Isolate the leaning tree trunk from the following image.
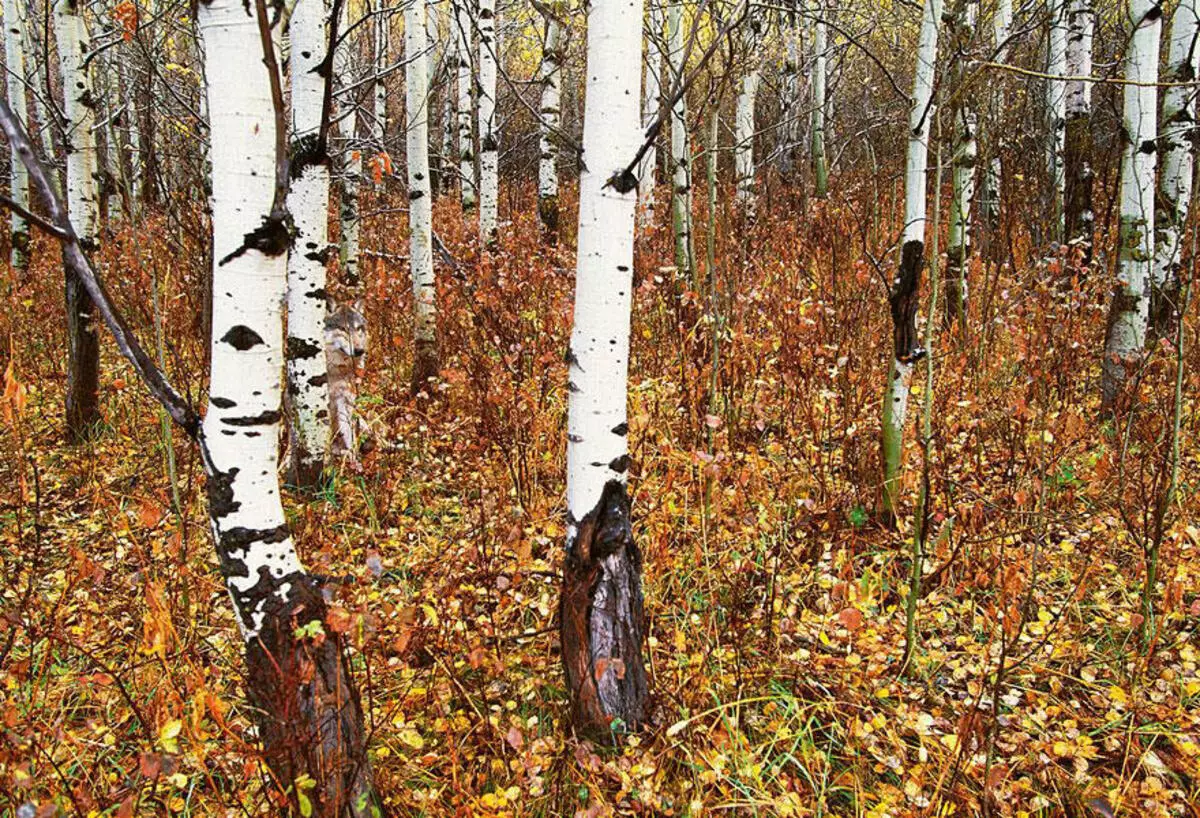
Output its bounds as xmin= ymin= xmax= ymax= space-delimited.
xmin=638 ymin=1 xmax=663 ymax=213
xmin=54 ymin=0 xmax=102 ymax=441
xmin=810 ymin=0 xmax=829 ymax=198
xmin=733 ymin=14 xmax=760 ymax=209
xmin=407 ymin=0 xmax=438 ymax=391
xmin=881 ymin=0 xmax=941 ymax=523
xmin=1101 ymin=0 xmax=1162 ymax=414
xmin=1045 ymin=0 xmax=1067 ymax=245
xmin=196 ymin=0 xmax=377 ymax=812
xmin=667 ymin=0 xmax=693 ymax=281
xmin=945 ymin=0 xmax=978 ymax=331
xmin=285 ymin=0 xmax=332 ymax=486
xmin=4 ymin=0 xmax=29 ymax=271
xmin=1150 ymin=0 xmax=1198 ymax=339
xmin=478 ymin=0 xmax=499 ymax=245
xmin=561 ymin=0 xmax=649 ymax=738
xmin=1064 ymin=0 xmax=1094 ymax=266
xmin=454 ymin=0 xmax=477 ymax=211
xmin=335 ymin=0 xmax=363 ymax=293
xmin=537 ymin=3 xmax=564 ymax=237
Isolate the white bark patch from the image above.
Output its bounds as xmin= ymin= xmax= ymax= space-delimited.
xmin=478 ymin=0 xmax=499 ymax=243
xmin=54 ymin=0 xmax=100 ymax=245
xmin=668 ymin=0 xmax=692 ymax=276
xmin=904 ymin=0 xmax=941 ymax=245
xmin=406 ymin=0 xmax=436 ymax=350
xmin=1153 ymin=0 xmax=1198 ymax=289
xmin=4 ymin=0 xmax=29 ymax=267
xmin=454 ymin=0 xmax=477 ymax=209
xmin=199 ymin=0 xmax=302 ymax=640
xmin=285 ymin=0 xmax=332 ymax=475
xmin=566 ymin=0 xmax=643 ymax=521
xmin=734 ymin=70 xmax=759 ymax=205
xmin=1046 ymin=0 xmax=1068 ymax=239
xmin=538 ymin=12 xmax=563 ymax=205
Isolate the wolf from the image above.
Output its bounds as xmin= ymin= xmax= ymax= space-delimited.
xmin=324 ymin=301 xmax=369 ymax=463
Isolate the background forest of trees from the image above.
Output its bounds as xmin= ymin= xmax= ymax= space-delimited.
xmin=1 ymin=0 xmax=1199 ymax=815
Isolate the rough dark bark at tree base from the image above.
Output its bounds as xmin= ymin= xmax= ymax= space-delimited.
xmin=560 ymin=480 xmax=648 ymax=738
xmin=410 ymin=339 xmax=439 ymax=396
xmin=891 ymin=240 xmax=925 ymax=363
xmin=65 ymin=265 xmax=102 ymax=442
xmin=1064 ymin=114 xmax=1094 ymax=268
xmin=241 ymin=571 xmax=380 ymax=818
xmin=538 ymin=194 xmax=559 ymax=244
xmin=1148 ymin=275 xmax=1180 ymax=345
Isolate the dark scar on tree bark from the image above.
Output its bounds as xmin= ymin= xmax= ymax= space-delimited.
xmin=221 ymin=410 xmax=283 ymax=426
xmin=206 ymin=468 xmax=241 ymax=519
xmin=221 ymin=325 xmax=265 ymax=350
xmin=611 ymin=422 xmax=628 ymax=435
xmin=287 ymin=337 xmax=322 ymax=360
xmin=219 ymin=215 xmax=292 ymax=265
xmin=891 ymin=240 xmax=925 ymax=363
xmin=210 ymin=396 xmax=237 ymax=408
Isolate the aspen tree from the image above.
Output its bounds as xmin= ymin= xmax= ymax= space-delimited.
xmin=54 ymin=0 xmax=102 ymax=441
xmin=478 ymin=0 xmax=499 ymax=244
xmin=979 ymin=0 xmax=1011 ymax=241
xmin=881 ymin=0 xmax=940 ymax=523
xmin=668 ymin=0 xmax=693 ymax=280
xmin=1150 ymin=0 xmax=1198 ymax=338
xmin=454 ymin=0 xmax=477 ymax=210
xmin=408 ymin=0 xmax=438 ymax=389
xmin=1046 ymin=0 xmax=1067 ymax=243
xmin=779 ymin=0 xmax=801 ymax=175
xmin=537 ymin=1 xmax=564 ymax=235
xmin=810 ymin=0 xmax=828 ymax=198
xmin=1064 ymin=0 xmax=1094 ymax=264
xmin=336 ymin=0 xmax=363 ymax=292
xmin=373 ymin=0 xmax=390 ymax=154
xmin=4 ymin=0 xmax=29 ymax=270
xmin=639 ymin=0 xmax=664 ymax=210
xmin=284 ymin=0 xmax=332 ymax=485
xmin=734 ymin=9 xmax=760 ymax=207
xmin=945 ymin=0 xmax=977 ymax=330
xmin=561 ymin=0 xmax=649 ymax=736
xmin=1101 ymin=0 xmax=1162 ymax=413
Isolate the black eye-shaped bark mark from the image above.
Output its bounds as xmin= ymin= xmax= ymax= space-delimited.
xmin=222 ymin=325 xmax=265 ymax=350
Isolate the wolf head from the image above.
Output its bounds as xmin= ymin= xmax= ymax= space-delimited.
xmin=325 ymin=300 xmax=368 ymax=360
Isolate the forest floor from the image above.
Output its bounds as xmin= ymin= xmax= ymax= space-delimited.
xmin=2 ymin=182 xmax=1199 ymax=817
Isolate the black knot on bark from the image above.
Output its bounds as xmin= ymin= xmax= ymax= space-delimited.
xmin=206 ymin=467 xmax=241 ymax=519
xmin=221 ymin=325 xmax=265 ymax=350
xmin=1139 ymin=140 xmax=1157 ymax=155
xmin=607 ymin=167 xmax=639 ymax=194
xmin=290 ymin=133 xmax=328 ymax=179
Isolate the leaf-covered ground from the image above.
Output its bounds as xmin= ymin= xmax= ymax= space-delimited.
xmin=2 ymin=182 xmax=1199 ymax=817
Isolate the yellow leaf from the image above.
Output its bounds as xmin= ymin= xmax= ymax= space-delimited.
xmin=1109 ymin=686 xmax=1128 ymax=705
xmin=398 ymin=728 xmax=425 ymax=750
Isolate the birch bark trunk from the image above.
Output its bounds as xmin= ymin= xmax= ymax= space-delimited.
xmin=945 ymin=0 xmax=977 ymax=330
xmin=1150 ymin=0 xmax=1198 ymax=339
xmin=882 ymin=0 xmax=940 ymax=523
xmin=1064 ymin=0 xmax=1094 ymax=265
xmin=810 ymin=0 xmax=828 ymax=198
xmin=1046 ymin=0 xmax=1067 ymax=244
xmin=638 ymin=1 xmax=663 ymax=211
xmin=1101 ymin=0 xmax=1162 ymax=413
xmin=562 ymin=0 xmax=648 ymax=737
xmin=407 ymin=0 xmax=438 ymax=390
xmin=54 ymin=0 xmax=102 ymax=441
xmin=454 ymin=0 xmax=477 ymax=210
xmin=537 ymin=3 xmax=563 ymax=237
xmin=197 ymin=0 xmax=377 ymax=811
xmin=4 ymin=0 xmax=29 ymax=270
xmin=285 ymin=0 xmax=332 ymax=486
xmin=668 ymin=0 xmax=693 ymax=281
xmin=478 ymin=0 xmax=499 ymax=245
xmin=336 ymin=0 xmax=363 ymax=293
xmin=979 ymin=0 xmax=1011 ymax=248
xmin=734 ymin=13 xmax=760 ymax=208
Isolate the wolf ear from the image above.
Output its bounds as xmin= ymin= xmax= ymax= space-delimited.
xmin=352 ymin=299 xmax=365 ymax=314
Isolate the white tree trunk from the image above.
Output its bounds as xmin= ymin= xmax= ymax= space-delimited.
xmin=55 ymin=0 xmax=102 ymax=439
xmin=981 ymin=0 xmax=1012 ymax=232
xmin=117 ymin=57 xmax=142 ymax=212
xmin=668 ymin=0 xmax=692 ymax=278
xmin=882 ymin=0 xmax=940 ymax=520
xmin=945 ymin=0 xmax=977 ymax=327
xmin=537 ymin=4 xmax=563 ymax=234
xmin=562 ymin=0 xmax=648 ymax=734
xmin=778 ymin=5 xmax=802 ymax=175
xmin=1064 ymin=0 xmax=1094 ymax=260
xmin=638 ymin=1 xmax=663 ymax=209
xmin=4 ymin=0 xmax=29 ymax=269
xmin=1151 ymin=0 xmax=1198 ymax=335
xmin=1102 ymin=0 xmax=1162 ymax=411
xmin=1046 ymin=0 xmax=1068 ymax=243
xmin=810 ymin=1 xmax=828 ymax=197
xmin=373 ymin=0 xmax=390 ymax=153
xmin=407 ymin=0 xmax=438 ymax=389
xmin=284 ymin=0 xmax=332 ymax=484
xmin=477 ymin=0 xmax=498 ymax=244
xmin=335 ymin=0 xmax=362 ymax=292
xmin=454 ymin=0 xmax=477 ymax=210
